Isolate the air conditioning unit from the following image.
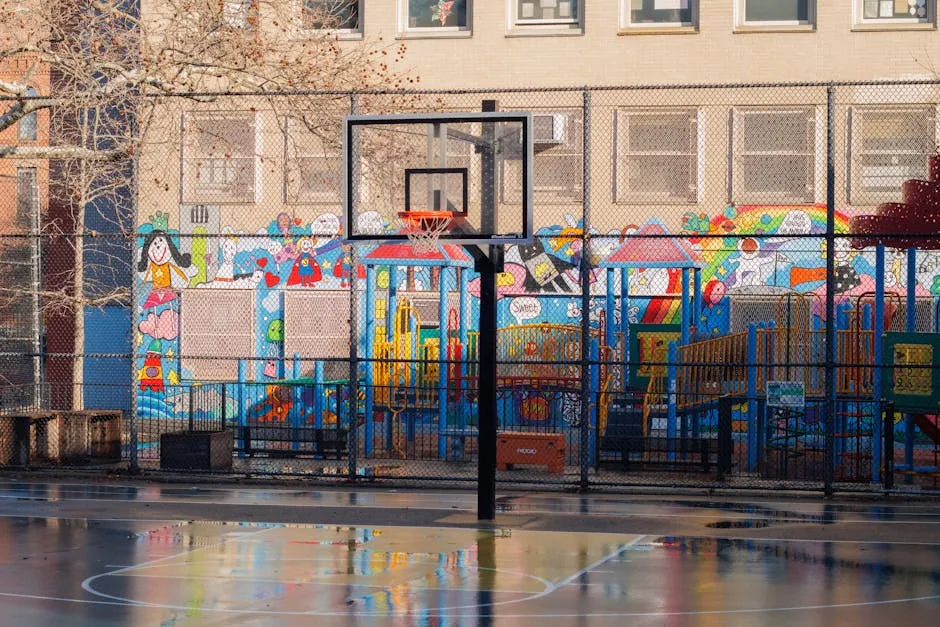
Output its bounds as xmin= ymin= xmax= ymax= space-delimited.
xmin=532 ymin=113 xmax=567 ymax=144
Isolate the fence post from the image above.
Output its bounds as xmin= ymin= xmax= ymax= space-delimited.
xmin=128 ymin=233 xmax=140 ymax=473
xmin=347 ymin=246 xmax=359 ymax=482
xmin=823 ymin=84 xmax=836 ymax=496
xmin=746 ymin=323 xmax=758 ymax=472
xmin=717 ymin=395 xmax=733 ymax=481
xmin=883 ymin=400 xmax=895 ymax=491
xmin=667 ymin=341 xmax=678 ymax=462
xmin=578 ymin=88 xmax=592 ymax=491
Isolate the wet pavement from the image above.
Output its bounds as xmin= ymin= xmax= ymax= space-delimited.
xmin=0 ymin=481 xmax=938 ymax=625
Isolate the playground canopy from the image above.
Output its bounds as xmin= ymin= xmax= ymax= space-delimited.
xmin=599 ymin=218 xmax=704 ymax=270
xmin=360 ymin=242 xmax=474 ymax=267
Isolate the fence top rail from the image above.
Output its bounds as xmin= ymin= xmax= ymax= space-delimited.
xmin=2 ymin=78 xmax=931 ymax=100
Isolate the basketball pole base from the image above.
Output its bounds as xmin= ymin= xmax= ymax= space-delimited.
xmin=469 ymin=244 xmax=503 ymax=521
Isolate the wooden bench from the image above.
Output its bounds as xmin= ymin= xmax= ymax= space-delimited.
xmin=599 ymin=435 xmax=713 ymax=473
xmin=235 ymin=424 xmax=349 ymax=459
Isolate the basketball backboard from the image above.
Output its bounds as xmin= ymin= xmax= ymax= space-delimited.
xmin=343 ymin=112 xmax=533 ymax=246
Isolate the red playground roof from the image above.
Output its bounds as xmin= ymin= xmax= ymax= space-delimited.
xmin=599 ymin=218 xmax=703 ymax=268
xmin=360 ymin=242 xmax=474 ymax=267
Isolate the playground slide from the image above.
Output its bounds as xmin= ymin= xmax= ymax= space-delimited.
xmin=914 ymin=414 xmax=940 ymax=446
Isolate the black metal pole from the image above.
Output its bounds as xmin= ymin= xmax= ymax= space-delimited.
xmin=476 ymin=99 xmax=500 ymax=521
xmin=477 ymin=254 xmax=498 ymax=521
xmin=717 ymin=395 xmax=733 ymax=481
xmin=824 ymin=85 xmax=836 ymax=496
xmin=884 ymin=400 xmax=895 ymax=491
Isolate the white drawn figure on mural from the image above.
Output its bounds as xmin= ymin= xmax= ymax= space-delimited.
xmin=832 ymin=237 xmax=862 ymax=293
xmin=630 ymin=267 xmax=671 ymax=296
xmin=138 ymin=230 xmax=196 ymax=309
xmin=215 ymin=235 xmax=239 ymax=282
xmin=356 ymin=210 xmax=385 ymax=236
xmin=196 ymin=269 xmax=264 ymax=289
xmin=311 ymin=213 xmax=341 ymax=247
xmin=728 ymin=238 xmax=778 ymax=288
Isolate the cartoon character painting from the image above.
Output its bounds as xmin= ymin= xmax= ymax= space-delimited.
xmin=516 ymin=239 xmax=578 ymax=293
xmin=287 ymin=238 xmax=322 ymax=287
xmin=138 ymin=340 xmax=165 ymax=393
xmin=215 ymin=235 xmax=239 ymax=282
xmin=138 ymin=230 xmax=196 ymax=308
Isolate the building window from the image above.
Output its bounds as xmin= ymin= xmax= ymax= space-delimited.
xmin=736 ymin=0 xmax=813 ymax=27
xmin=732 ymin=107 xmax=818 ymax=204
xmin=402 ymin=0 xmax=470 ymax=33
xmin=502 ymin=109 xmax=582 ymax=205
xmin=855 ymin=0 xmax=932 ymax=26
xmin=181 ymin=111 xmax=258 ymax=204
xmin=300 ymin=0 xmax=361 ymax=31
xmin=624 ymin=0 xmax=694 ymax=28
xmin=180 ymin=289 xmax=255 ymax=381
xmin=615 ymin=109 xmax=698 ymax=204
xmin=18 ymin=88 xmax=38 ymax=142
xmin=512 ymin=0 xmax=580 ymax=29
xmin=16 ymin=168 xmax=39 ymax=228
xmin=284 ymin=118 xmax=342 ymax=204
xmin=850 ymin=106 xmax=937 ymax=204
xmin=222 ymin=0 xmax=257 ymax=29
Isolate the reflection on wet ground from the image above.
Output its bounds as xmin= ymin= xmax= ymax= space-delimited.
xmin=0 ymin=516 xmax=938 ymax=626
xmin=2 ymin=482 xmax=939 ymax=527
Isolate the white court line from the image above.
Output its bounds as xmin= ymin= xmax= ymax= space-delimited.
xmin=80 ymin=524 xmax=276 ymax=604
xmin=548 ymin=536 xmax=646 ymax=592
xmin=106 ymin=572 xmax=538 ymax=594
xmin=4 ymin=511 xmax=940 ymax=545
xmin=6 ymin=529 xmax=940 ymax=619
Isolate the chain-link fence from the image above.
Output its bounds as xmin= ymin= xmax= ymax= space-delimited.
xmin=1 ymin=80 xmax=940 ymax=495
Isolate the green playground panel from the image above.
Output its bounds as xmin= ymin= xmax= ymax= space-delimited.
xmin=884 ymin=332 xmax=940 ymax=412
xmin=628 ymin=324 xmax=681 ymax=390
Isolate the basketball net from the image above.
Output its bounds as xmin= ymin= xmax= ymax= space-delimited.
xmin=398 ymin=210 xmax=453 ymax=255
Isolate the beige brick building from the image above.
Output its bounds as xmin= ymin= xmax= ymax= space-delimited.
xmin=137 ymin=1 xmax=940 ymax=236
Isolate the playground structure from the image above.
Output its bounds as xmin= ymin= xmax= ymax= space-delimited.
xmin=215 ymin=235 xmax=939 ymax=484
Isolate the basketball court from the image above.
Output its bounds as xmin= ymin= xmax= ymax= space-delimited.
xmin=0 ymin=480 xmax=938 ymax=625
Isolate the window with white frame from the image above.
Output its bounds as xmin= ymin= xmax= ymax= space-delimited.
xmin=284 ymin=118 xmax=342 ymax=204
xmin=856 ymin=0 xmax=932 ymax=25
xmin=624 ymin=0 xmax=694 ymax=28
xmin=222 ymin=0 xmax=257 ymax=29
xmin=502 ymin=109 xmax=583 ymax=204
xmin=732 ymin=107 xmax=818 ymax=204
xmin=300 ymin=0 xmax=361 ymax=31
xmin=18 ymin=87 xmax=38 ymax=142
xmin=850 ymin=106 xmax=938 ymax=204
xmin=180 ymin=289 xmax=255 ymax=381
xmin=615 ymin=109 xmax=698 ymax=204
xmin=512 ymin=0 xmax=580 ymax=27
xmin=182 ymin=111 xmax=258 ymax=204
xmin=736 ymin=0 xmax=813 ymax=26
xmin=403 ymin=0 xmax=470 ymax=32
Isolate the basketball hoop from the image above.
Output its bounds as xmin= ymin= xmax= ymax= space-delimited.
xmin=398 ymin=210 xmax=453 ymax=254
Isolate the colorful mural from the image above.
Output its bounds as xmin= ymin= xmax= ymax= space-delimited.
xmin=133 ymin=204 xmax=940 ymax=421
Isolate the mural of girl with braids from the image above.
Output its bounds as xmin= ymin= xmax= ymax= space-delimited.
xmin=138 ymin=230 xmax=196 ymax=309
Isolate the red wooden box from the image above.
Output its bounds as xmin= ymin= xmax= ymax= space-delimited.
xmin=496 ymin=431 xmax=565 ymax=473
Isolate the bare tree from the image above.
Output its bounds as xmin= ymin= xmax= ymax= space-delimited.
xmin=0 ymin=0 xmax=417 ymax=409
